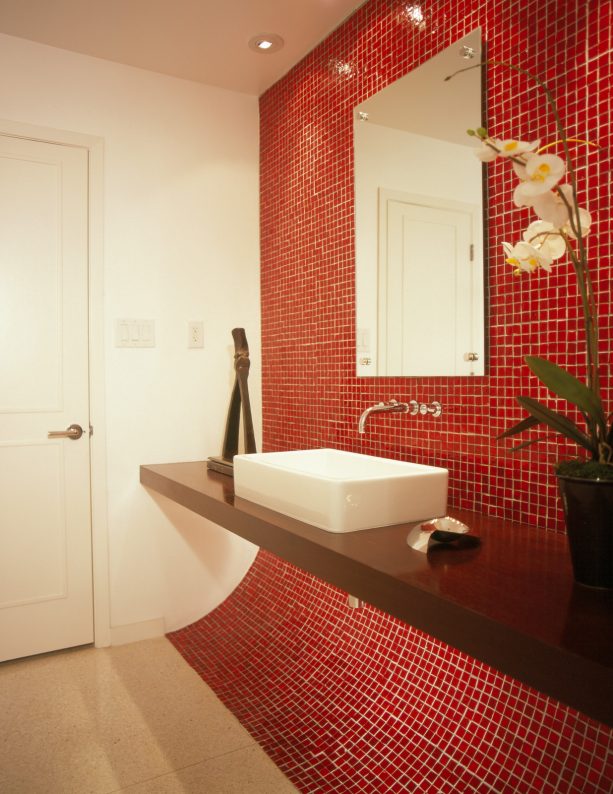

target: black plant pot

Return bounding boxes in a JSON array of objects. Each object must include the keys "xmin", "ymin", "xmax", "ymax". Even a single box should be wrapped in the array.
[{"xmin": 557, "ymin": 475, "xmax": 613, "ymax": 589}]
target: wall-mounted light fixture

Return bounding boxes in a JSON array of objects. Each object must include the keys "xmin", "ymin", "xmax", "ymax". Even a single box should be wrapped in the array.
[
  {"xmin": 328, "ymin": 58, "xmax": 357, "ymax": 79},
  {"xmin": 402, "ymin": 4, "xmax": 426, "ymax": 29},
  {"xmin": 248, "ymin": 33, "xmax": 284, "ymax": 54}
]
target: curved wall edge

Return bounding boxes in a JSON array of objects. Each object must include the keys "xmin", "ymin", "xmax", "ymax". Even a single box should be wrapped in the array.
[{"xmin": 169, "ymin": 549, "xmax": 613, "ymax": 793}]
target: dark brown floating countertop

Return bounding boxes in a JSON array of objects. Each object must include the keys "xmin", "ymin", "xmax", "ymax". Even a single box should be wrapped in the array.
[{"xmin": 140, "ymin": 461, "xmax": 613, "ymax": 727}]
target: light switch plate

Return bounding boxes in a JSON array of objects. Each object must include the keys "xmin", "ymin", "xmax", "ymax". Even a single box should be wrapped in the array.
[{"xmin": 115, "ymin": 319, "xmax": 155, "ymax": 347}]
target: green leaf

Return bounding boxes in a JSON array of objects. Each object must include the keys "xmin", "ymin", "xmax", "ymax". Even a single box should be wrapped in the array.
[
  {"xmin": 509, "ymin": 435, "xmax": 552, "ymax": 452},
  {"xmin": 606, "ymin": 414, "xmax": 613, "ymax": 447},
  {"xmin": 517, "ymin": 395, "xmax": 596, "ymax": 453},
  {"xmin": 496, "ymin": 415, "xmax": 540, "ymax": 440},
  {"xmin": 524, "ymin": 356, "xmax": 605, "ymax": 424}
]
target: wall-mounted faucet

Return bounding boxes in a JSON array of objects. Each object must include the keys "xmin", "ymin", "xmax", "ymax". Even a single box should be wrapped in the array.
[
  {"xmin": 358, "ymin": 400, "xmax": 408, "ymax": 434},
  {"xmin": 358, "ymin": 399, "xmax": 442, "ymax": 434}
]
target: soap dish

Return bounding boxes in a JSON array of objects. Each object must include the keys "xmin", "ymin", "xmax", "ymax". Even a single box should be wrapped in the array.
[{"xmin": 407, "ymin": 516, "xmax": 479, "ymax": 553}]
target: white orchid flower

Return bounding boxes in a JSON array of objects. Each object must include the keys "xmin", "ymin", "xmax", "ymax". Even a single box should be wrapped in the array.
[
  {"xmin": 526, "ymin": 185, "xmax": 592, "ymax": 240},
  {"xmin": 502, "ymin": 240, "xmax": 553, "ymax": 275},
  {"xmin": 474, "ymin": 141, "xmax": 500, "ymax": 162},
  {"xmin": 564, "ymin": 206, "xmax": 592, "ymax": 239},
  {"xmin": 547, "ymin": 184, "xmax": 592, "ymax": 237},
  {"xmin": 516, "ymin": 182, "xmax": 571, "ymax": 220},
  {"xmin": 513, "ymin": 153, "xmax": 566, "ymax": 204},
  {"xmin": 523, "ymin": 221, "xmax": 567, "ymax": 260},
  {"xmin": 474, "ymin": 137, "xmax": 540, "ymax": 162},
  {"xmin": 529, "ymin": 186, "xmax": 572, "ymax": 225},
  {"xmin": 497, "ymin": 138, "xmax": 540, "ymax": 157}
]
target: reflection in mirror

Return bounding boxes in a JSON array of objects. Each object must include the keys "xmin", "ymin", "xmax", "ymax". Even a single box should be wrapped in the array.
[{"xmin": 355, "ymin": 29, "xmax": 485, "ymax": 377}]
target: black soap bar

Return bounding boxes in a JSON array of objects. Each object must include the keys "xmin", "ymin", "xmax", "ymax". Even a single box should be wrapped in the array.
[{"xmin": 429, "ymin": 530, "xmax": 481, "ymax": 549}]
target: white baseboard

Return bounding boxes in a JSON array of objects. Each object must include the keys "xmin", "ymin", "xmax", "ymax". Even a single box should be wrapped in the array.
[{"xmin": 110, "ymin": 617, "xmax": 166, "ymax": 646}]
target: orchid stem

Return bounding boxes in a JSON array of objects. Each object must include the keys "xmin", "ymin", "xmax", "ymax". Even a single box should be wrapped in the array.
[{"xmin": 448, "ymin": 59, "xmax": 603, "ymax": 458}]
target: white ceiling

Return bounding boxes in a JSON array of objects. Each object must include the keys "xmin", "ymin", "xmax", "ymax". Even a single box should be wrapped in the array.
[{"xmin": 0, "ymin": 0, "xmax": 366, "ymax": 96}]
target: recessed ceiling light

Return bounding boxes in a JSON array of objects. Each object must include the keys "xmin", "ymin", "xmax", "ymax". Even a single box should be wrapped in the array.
[{"xmin": 248, "ymin": 33, "xmax": 284, "ymax": 54}]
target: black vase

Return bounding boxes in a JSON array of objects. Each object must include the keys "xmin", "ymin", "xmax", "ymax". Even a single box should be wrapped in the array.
[{"xmin": 557, "ymin": 475, "xmax": 613, "ymax": 589}]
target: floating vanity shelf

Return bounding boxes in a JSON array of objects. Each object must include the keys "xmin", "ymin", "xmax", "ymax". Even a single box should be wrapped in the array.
[{"xmin": 140, "ymin": 461, "xmax": 613, "ymax": 727}]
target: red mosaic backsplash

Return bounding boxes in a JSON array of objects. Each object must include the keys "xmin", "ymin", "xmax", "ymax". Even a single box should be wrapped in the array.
[
  {"xmin": 169, "ymin": 550, "xmax": 613, "ymax": 793},
  {"xmin": 167, "ymin": 0, "xmax": 613, "ymax": 789},
  {"xmin": 259, "ymin": 0, "xmax": 612, "ymax": 530},
  {"xmin": 200, "ymin": 0, "xmax": 613, "ymax": 788}
]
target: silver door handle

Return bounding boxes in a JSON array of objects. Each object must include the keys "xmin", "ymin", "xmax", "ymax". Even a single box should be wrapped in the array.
[{"xmin": 48, "ymin": 423, "xmax": 84, "ymax": 440}]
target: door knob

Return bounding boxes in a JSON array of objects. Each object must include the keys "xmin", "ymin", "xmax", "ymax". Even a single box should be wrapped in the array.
[{"xmin": 48, "ymin": 423, "xmax": 84, "ymax": 440}]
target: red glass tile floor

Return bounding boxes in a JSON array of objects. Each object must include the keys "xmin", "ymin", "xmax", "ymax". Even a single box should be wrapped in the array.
[{"xmin": 168, "ymin": 550, "xmax": 613, "ymax": 793}]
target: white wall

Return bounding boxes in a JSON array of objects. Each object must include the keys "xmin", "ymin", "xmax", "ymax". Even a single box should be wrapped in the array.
[{"xmin": 0, "ymin": 33, "xmax": 261, "ymax": 636}]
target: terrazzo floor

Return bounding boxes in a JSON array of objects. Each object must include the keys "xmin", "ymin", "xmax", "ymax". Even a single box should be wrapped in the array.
[{"xmin": 0, "ymin": 637, "xmax": 298, "ymax": 793}]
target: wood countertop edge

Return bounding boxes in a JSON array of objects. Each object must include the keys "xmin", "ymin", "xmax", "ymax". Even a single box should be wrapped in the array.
[{"xmin": 140, "ymin": 463, "xmax": 613, "ymax": 727}]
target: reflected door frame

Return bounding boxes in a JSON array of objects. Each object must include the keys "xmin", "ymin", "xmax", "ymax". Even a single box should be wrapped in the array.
[
  {"xmin": 378, "ymin": 188, "xmax": 482, "ymax": 376},
  {"xmin": 0, "ymin": 118, "xmax": 110, "ymax": 648}
]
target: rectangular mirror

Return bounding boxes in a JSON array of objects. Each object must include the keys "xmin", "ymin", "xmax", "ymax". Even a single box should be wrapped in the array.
[{"xmin": 354, "ymin": 29, "xmax": 485, "ymax": 377}]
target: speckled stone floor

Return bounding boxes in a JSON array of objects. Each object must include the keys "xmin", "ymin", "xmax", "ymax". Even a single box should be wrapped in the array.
[{"xmin": 0, "ymin": 637, "xmax": 297, "ymax": 793}]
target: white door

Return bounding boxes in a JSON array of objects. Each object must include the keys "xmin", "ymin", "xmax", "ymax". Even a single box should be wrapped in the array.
[
  {"xmin": 0, "ymin": 134, "xmax": 93, "ymax": 662},
  {"xmin": 379, "ymin": 191, "xmax": 475, "ymax": 376}
]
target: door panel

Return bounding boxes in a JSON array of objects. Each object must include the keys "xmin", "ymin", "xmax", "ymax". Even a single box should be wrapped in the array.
[
  {"xmin": 379, "ymin": 193, "xmax": 474, "ymax": 376},
  {"xmin": 0, "ymin": 156, "xmax": 62, "ymax": 412},
  {"xmin": 0, "ymin": 443, "xmax": 66, "ymax": 607},
  {"xmin": 0, "ymin": 135, "xmax": 93, "ymax": 662}
]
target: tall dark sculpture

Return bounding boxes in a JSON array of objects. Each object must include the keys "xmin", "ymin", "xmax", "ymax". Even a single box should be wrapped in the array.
[{"xmin": 207, "ymin": 328, "xmax": 256, "ymax": 476}]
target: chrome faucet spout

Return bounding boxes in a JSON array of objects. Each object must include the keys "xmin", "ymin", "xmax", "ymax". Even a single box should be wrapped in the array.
[{"xmin": 358, "ymin": 399, "xmax": 409, "ymax": 434}]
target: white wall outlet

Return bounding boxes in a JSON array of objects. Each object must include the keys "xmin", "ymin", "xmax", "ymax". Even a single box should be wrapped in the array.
[{"xmin": 188, "ymin": 321, "xmax": 204, "ymax": 348}]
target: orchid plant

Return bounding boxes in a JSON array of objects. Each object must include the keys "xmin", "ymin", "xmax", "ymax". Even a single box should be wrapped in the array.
[{"xmin": 450, "ymin": 62, "xmax": 612, "ymax": 477}]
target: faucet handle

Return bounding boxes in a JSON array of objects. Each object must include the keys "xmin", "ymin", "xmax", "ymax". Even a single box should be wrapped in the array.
[
  {"xmin": 421, "ymin": 401, "xmax": 442, "ymax": 417},
  {"xmin": 410, "ymin": 400, "xmax": 443, "ymax": 417}
]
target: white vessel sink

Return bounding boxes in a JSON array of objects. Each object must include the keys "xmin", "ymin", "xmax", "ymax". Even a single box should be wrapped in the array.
[{"xmin": 233, "ymin": 448, "xmax": 448, "ymax": 533}]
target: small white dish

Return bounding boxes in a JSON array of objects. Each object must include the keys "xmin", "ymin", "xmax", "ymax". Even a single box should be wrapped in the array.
[{"xmin": 407, "ymin": 515, "xmax": 470, "ymax": 553}]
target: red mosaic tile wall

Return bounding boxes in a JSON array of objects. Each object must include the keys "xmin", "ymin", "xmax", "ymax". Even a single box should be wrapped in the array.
[
  {"xmin": 169, "ymin": 550, "xmax": 613, "ymax": 793},
  {"xmin": 170, "ymin": 3, "xmax": 613, "ymax": 792},
  {"xmin": 259, "ymin": 0, "xmax": 612, "ymax": 530},
  {"xmin": 167, "ymin": 1, "xmax": 613, "ymax": 790}
]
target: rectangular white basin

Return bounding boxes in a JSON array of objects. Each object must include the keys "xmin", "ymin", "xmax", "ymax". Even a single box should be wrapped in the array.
[{"xmin": 233, "ymin": 448, "xmax": 448, "ymax": 533}]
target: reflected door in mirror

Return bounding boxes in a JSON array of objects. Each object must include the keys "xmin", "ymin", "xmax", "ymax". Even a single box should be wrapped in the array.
[
  {"xmin": 354, "ymin": 28, "xmax": 485, "ymax": 377},
  {"xmin": 379, "ymin": 190, "xmax": 477, "ymax": 376}
]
